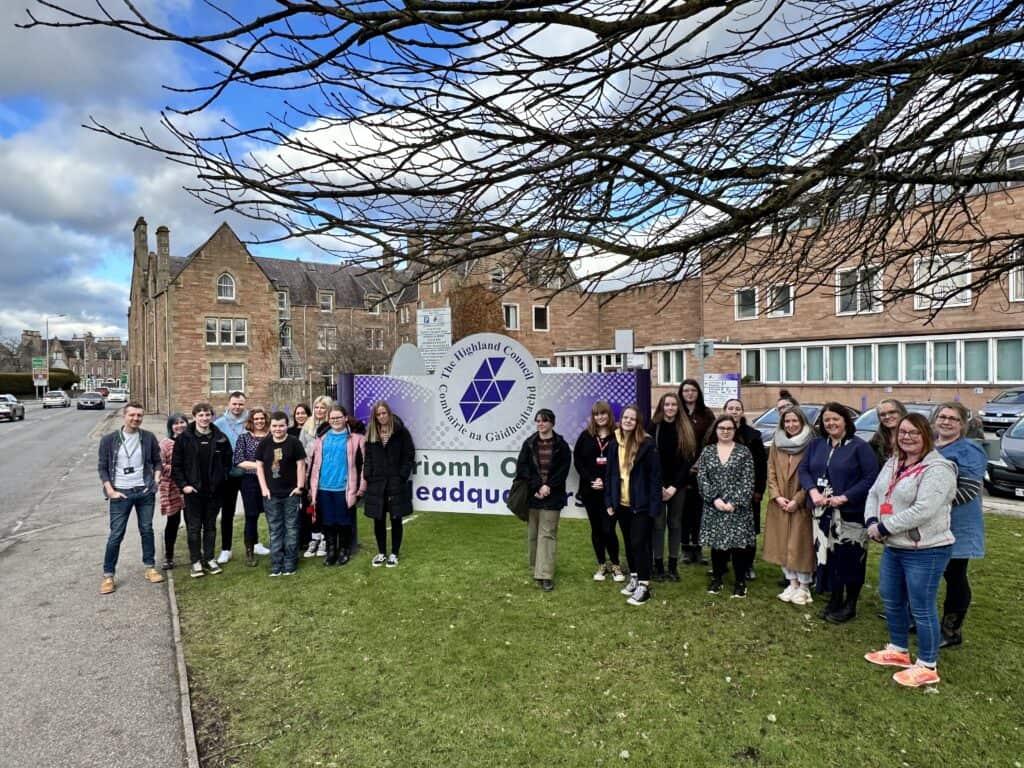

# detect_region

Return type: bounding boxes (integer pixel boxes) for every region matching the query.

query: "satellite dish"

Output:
[390,343,427,375]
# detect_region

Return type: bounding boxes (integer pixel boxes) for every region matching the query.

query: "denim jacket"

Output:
[97,429,162,498]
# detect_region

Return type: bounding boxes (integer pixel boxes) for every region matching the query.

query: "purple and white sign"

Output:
[353,333,650,516]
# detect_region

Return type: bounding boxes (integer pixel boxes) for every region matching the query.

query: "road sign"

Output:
[32,356,48,388]
[416,308,452,372]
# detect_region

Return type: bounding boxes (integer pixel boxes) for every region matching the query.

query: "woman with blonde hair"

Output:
[364,400,416,567]
[648,392,697,582]
[573,401,625,581]
[300,395,334,558]
[309,405,366,566]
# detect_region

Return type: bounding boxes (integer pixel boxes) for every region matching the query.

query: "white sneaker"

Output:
[316,538,327,557]
[620,574,639,596]
[791,586,814,605]
[303,537,320,558]
[190,562,205,579]
[386,554,399,568]
[777,584,797,602]
[593,564,607,581]
[371,554,387,567]
[253,542,270,556]
[216,549,232,564]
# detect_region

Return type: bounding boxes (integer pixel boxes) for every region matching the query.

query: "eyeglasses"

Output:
[717,425,735,432]
[897,429,922,438]
[328,416,347,422]
[935,414,962,423]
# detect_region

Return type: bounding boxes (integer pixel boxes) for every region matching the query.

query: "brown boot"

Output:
[244,540,257,567]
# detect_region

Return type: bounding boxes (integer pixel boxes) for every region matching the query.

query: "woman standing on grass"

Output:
[678,378,715,565]
[159,413,189,570]
[764,406,815,605]
[723,398,767,581]
[605,404,662,606]
[289,403,311,438]
[232,407,273,567]
[869,399,908,468]
[932,402,987,649]
[697,414,756,598]
[309,406,365,566]
[864,412,957,687]
[364,400,416,568]
[799,403,879,623]
[648,393,697,582]
[300,395,334,558]
[574,401,626,582]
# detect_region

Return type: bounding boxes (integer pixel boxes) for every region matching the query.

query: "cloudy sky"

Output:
[0,1,338,344]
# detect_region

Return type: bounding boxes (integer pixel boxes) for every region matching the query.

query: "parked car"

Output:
[107,388,128,403]
[977,389,1024,435]
[77,391,106,410]
[42,390,71,408]
[0,394,26,421]
[985,415,1024,497]
[854,401,984,442]
[751,403,861,443]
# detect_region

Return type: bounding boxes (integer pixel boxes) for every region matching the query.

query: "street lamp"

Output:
[44,313,66,394]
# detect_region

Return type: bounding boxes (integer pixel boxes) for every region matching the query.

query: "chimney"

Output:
[156,225,171,292]
[133,217,149,273]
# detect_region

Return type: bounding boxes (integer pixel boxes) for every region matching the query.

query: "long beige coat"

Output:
[763,444,814,573]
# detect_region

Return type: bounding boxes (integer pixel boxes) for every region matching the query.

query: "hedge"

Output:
[0,369,80,396]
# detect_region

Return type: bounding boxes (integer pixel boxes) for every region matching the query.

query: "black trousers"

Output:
[164,510,181,560]
[619,506,653,581]
[681,484,703,554]
[374,515,404,556]
[943,557,972,615]
[184,493,220,564]
[711,548,753,583]
[220,473,242,550]
[581,489,620,565]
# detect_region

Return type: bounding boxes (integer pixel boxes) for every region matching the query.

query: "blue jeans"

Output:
[879,545,952,665]
[264,495,300,573]
[103,487,156,575]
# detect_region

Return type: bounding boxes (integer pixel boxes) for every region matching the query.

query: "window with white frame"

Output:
[933,341,958,382]
[765,348,781,381]
[277,290,289,314]
[317,326,337,350]
[431,275,442,295]
[836,267,882,314]
[318,290,334,312]
[997,338,1024,382]
[914,254,971,310]
[734,287,757,320]
[490,266,505,287]
[784,348,801,380]
[659,350,685,385]
[744,350,761,381]
[365,294,381,315]
[1010,266,1024,303]
[904,342,928,381]
[216,273,236,300]
[828,346,848,381]
[280,324,292,349]
[532,305,549,332]
[877,343,899,382]
[852,345,873,381]
[399,306,410,324]
[365,327,384,350]
[503,304,520,330]
[964,339,989,382]
[805,347,824,382]
[766,285,794,317]
[205,317,248,346]
[210,363,244,393]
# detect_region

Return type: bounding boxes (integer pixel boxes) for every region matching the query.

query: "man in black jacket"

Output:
[514,408,571,592]
[172,402,233,578]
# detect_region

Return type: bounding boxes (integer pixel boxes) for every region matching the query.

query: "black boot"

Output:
[324,528,338,566]
[667,557,680,582]
[653,559,666,582]
[940,612,965,648]
[820,588,844,621]
[244,539,257,568]
[826,583,861,624]
[680,547,695,565]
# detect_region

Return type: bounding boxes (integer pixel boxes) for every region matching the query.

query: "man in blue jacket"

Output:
[97,402,164,595]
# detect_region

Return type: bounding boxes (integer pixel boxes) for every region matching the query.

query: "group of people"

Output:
[514,382,985,687]
[98,392,415,589]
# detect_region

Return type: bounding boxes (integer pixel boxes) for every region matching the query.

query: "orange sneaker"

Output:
[893,664,940,687]
[100,576,116,595]
[144,567,165,584]
[864,647,912,668]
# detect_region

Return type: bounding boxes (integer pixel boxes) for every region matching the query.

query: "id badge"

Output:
[596,456,608,466]
[123,466,136,475]
[816,477,827,487]
[880,503,893,516]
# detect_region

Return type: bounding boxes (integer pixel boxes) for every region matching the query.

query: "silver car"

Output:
[0,394,26,421]
[978,389,1024,435]
[42,390,71,408]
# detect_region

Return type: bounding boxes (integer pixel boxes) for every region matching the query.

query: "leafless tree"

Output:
[323,334,391,376]
[22,1,1024,315]
[0,336,28,372]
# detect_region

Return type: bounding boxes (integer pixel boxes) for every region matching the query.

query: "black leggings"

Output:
[619,507,653,581]
[943,557,972,615]
[164,510,182,560]
[681,485,703,553]
[582,489,620,565]
[220,474,242,550]
[711,548,753,582]
[374,516,403,556]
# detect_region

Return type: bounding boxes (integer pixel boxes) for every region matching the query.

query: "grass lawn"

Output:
[176,512,1024,768]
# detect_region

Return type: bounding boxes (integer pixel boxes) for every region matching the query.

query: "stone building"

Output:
[9,330,126,383]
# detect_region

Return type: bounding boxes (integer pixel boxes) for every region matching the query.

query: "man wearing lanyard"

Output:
[97,402,164,595]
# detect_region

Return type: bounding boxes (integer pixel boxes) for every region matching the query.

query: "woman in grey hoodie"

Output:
[862,413,957,688]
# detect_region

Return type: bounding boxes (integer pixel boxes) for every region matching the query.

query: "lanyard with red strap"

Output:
[879,462,927,515]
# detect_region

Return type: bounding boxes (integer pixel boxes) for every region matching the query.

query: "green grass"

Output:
[176,513,1024,768]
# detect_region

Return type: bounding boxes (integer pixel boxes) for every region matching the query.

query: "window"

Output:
[744,350,761,381]
[828,346,848,382]
[997,338,1023,382]
[205,317,248,346]
[317,326,337,351]
[914,254,971,310]
[806,347,824,382]
[964,340,989,382]
[431,275,442,295]
[490,266,505,287]
[210,363,244,393]
[399,306,410,324]
[852,345,873,382]
[216,273,235,300]
[735,287,757,320]
[318,291,334,312]
[532,305,549,332]
[877,343,899,382]
[1008,154,1024,172]
[767,285,794,317]
[765,348,781,382]
[933,341,957,382]
[904,342,928,382]
[365,327,384,350]
[1011,266,1024,303]
[277,290,289,314]
[784,349,801,381]
[836,267,882,314]
[280,325,292,349]
[365,294,381,315]
[659,350,685,385]
[503,304,520,331]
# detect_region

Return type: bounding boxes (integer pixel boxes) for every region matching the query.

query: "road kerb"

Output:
[167,570,201,768]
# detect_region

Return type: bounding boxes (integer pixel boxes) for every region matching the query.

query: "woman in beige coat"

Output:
[764,406,816,605]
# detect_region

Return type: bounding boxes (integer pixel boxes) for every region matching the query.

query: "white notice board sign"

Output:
[703,372,741,408]
[417,308,452,371]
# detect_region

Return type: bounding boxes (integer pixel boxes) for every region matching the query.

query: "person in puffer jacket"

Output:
[862,412,957,688]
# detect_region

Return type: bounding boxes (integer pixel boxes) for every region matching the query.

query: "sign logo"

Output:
[460,357,515,423]
[437,334,539,446]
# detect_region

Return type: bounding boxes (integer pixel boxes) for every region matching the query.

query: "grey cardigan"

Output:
[97,428,162,498]
[864,450,956,550]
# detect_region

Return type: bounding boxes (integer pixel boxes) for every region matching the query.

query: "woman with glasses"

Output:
[364,400,416,568]
[864,413,957,687]
[515,408,571,591]
[309,406,365,566]
[574,401,626,582]
[869,399,908,468]
[932,402,987,649]
[697,414,756,598]
[231,407,273,566]
[799,403,879,623]
[300,396,334,558]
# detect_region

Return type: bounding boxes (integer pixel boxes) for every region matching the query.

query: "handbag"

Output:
[506,477,530,521]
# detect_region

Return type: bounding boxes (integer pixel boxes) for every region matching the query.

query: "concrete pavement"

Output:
[0,409,190,768]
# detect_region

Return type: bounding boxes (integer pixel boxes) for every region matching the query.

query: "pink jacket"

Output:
[309,430,366,509]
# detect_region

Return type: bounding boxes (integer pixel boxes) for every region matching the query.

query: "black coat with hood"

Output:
[171,422,233,496]
[363,416,416,520]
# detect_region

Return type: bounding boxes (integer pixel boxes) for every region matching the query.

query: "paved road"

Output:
[0,405,188,768]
